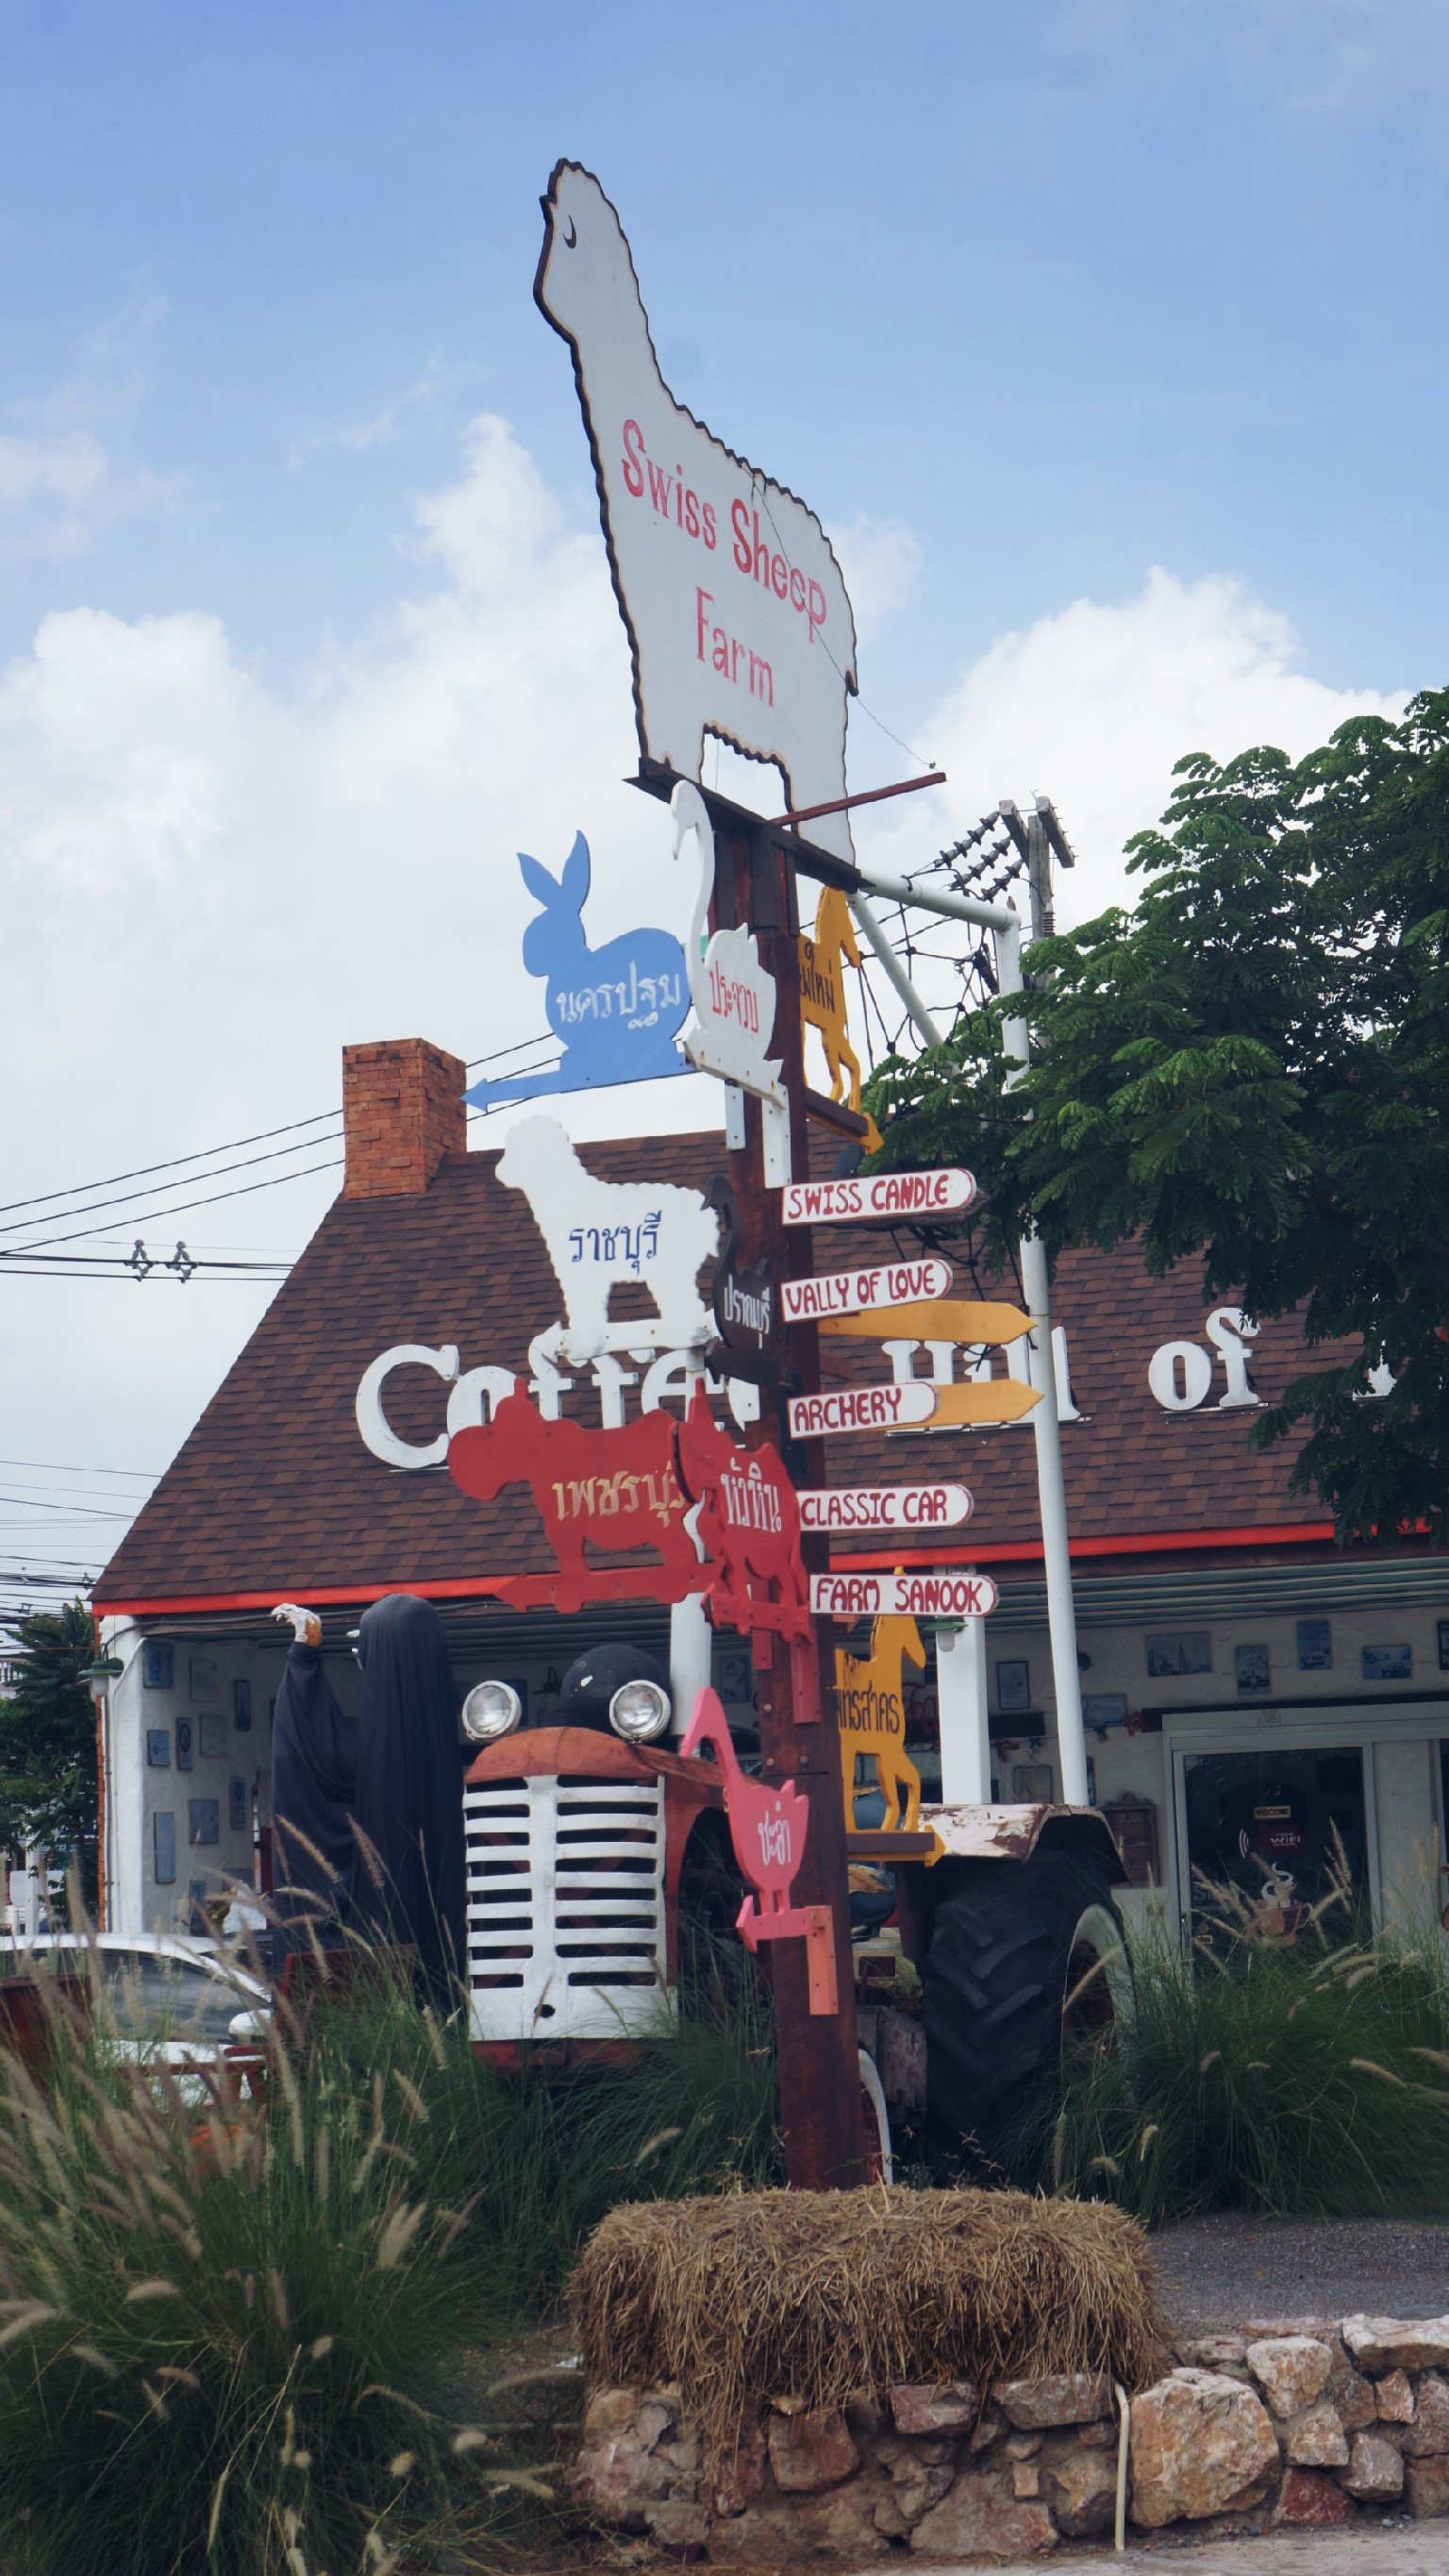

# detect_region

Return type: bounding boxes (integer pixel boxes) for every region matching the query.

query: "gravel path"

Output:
[904,2525,1449,2572]
[1150,2214,1449,2332]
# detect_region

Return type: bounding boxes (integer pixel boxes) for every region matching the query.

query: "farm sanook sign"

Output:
[811,1570,1000,1621]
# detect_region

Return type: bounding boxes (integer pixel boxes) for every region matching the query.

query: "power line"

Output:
[0,1458,160,1480]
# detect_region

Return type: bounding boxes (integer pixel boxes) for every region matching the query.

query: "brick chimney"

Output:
[342,1039,467,1198]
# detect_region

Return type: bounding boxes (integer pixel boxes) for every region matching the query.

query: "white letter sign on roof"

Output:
[781,1256,951,1324]
[786,1383,936,1439]
[535,161,859,871]
[810,1569,999,1620]
[779,1171,976,1227]
[797,1484,972,1532]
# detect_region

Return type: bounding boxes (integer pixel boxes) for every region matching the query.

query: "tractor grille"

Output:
[463,1770,675,2044]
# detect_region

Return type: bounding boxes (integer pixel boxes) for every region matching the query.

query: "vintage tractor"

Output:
[458,1637,1130,2177]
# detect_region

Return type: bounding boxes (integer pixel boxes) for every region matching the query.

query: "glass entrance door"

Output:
[1179,1744,1369,1939]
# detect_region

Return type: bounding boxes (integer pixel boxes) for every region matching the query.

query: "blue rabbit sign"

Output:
[463,831,691,1109]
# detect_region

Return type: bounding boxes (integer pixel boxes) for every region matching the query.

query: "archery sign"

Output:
[787,1383,936,1438]
[780,1170,975,1228]
[811,1568,1000,1620]
[798,1482,972,1532]
[781,1257,951,1324]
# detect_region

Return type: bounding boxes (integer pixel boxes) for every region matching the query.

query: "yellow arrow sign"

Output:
[927,1379,1042,1425]
[821,1298,1032,1345]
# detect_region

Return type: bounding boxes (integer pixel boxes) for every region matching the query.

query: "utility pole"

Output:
[847,854,1091,1810]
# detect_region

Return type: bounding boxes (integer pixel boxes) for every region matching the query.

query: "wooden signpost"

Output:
[822,1297,1031,1344]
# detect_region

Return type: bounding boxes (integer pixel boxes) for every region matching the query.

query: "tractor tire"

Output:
[923,1848,1129,2177]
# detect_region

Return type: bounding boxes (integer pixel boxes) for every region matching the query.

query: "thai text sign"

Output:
[798,1482,972,1532]
[811,1569,1000,1620]
[781,1257,951,1324]
[787,1384,936,1439]
[780,1170,976,1227]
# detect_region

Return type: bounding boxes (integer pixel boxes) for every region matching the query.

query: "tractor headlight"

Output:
[461,1680,524,1743]
[608,1679,672,1743]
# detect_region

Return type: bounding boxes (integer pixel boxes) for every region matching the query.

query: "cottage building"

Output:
[93,1038,1449,1951]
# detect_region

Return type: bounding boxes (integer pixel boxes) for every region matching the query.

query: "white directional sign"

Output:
[798,1483,972,1533]
[810,1568,999,1620]
[781,1256,951,1325]
[787,1383,936,1439]
[780,1170,976,1227]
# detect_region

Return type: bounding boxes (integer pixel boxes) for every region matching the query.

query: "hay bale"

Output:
[571,2187,1161,2444]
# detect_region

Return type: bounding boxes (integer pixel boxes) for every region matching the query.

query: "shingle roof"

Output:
[94,1131,1343,1612]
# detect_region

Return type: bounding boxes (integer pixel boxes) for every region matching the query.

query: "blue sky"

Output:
[0,0,1443,1574]
[3,2,1443,708]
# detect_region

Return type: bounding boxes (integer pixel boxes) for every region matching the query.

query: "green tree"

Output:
[867,689,1449,1546]
[0,1601,97,1908]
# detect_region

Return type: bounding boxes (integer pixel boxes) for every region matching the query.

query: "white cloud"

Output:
[0,296,180,558]
[825,515,922,646]
[856,565,1408,928]
[0,434,1407,1540]
[285,350,471,470]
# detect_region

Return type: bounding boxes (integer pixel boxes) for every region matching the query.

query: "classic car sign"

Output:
[811,1569,1000,1620]
[786,1383,936,1438]
[463,832,690,1110]
[780,1170,976,1227]
[822,1297,1031,1344]
[797,1482,972,1532]
[781,1257,952,1325]
[535,161,859,870]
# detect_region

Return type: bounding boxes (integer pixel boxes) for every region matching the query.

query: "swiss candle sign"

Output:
[787,1384,936,1438]
[811,1569,1000,1620]
[780,1170,976,1228]
[798,1483,972,1533]
[781,1257,951,1324]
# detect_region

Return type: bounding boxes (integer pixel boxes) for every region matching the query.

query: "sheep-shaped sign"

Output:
[535,160,860,871]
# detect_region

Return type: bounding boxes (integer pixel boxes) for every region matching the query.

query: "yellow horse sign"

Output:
[835,1613,925,1833]
[798,887,883,1153]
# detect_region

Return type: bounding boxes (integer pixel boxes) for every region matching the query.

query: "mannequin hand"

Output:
[273,1602,322,1648]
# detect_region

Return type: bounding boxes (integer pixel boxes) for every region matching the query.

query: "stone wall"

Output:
[568,2313,1449,2559]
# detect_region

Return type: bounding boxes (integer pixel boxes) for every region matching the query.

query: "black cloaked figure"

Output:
[268,1604,359,1949]
[351,1592,467,2001]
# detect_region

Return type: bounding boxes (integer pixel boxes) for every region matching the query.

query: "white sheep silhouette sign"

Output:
[535,160,860,871]
[495,1112,718,1364]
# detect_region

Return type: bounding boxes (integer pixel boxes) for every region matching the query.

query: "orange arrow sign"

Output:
[926,1379,1042,1425]
[822,1298,1031,1345]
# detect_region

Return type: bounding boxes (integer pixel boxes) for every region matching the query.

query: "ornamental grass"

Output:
[1031,1852,1449,2222]
[0,1907,777,2575]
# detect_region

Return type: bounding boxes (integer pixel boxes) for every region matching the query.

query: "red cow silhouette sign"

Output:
[447,1380,704,1613]
[675,1384,810,1650]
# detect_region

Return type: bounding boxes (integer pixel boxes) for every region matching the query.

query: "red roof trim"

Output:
[831,1518,1337,1571]
[93,1516,1340,1617]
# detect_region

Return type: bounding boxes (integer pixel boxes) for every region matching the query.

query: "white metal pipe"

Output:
[848,889,944,1047]
[936,1619,991,1804]
[995,917,1091,1809]
[852,864,1017,936]
[668,1593,713,1740]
